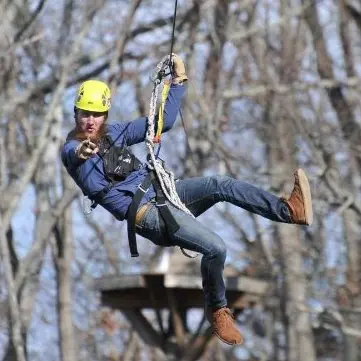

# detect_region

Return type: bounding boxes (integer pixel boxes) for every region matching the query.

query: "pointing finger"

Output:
[88,141,97,150]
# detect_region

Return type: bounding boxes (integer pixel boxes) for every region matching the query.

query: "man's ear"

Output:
[74,107,83,127]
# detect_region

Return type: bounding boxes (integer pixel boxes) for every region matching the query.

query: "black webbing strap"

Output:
[150,172,180,234]
[127,174,153,257]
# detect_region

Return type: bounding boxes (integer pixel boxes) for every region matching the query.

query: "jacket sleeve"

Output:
[61,139,82,168]
[61,139,108,196]
[112,84,186,146]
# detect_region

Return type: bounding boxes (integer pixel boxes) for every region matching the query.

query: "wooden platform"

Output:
[94,272,269,310]
[93,249,271,359]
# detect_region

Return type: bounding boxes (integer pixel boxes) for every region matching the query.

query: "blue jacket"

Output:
[61,84,185,220]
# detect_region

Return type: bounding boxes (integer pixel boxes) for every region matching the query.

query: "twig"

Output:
[0,215,26,361]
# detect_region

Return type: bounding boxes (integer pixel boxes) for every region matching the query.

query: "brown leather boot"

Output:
[282,168,313,225]
[211,307,244,345]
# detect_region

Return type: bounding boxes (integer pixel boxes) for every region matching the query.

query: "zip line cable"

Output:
[169,0,178,60]
[170,0,194,163]
[155,0,178,159]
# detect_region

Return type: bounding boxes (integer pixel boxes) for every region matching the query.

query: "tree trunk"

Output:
[0,220,26,361]
[341,209,361,361]
[268,103,316,361]
[52,157,78,361]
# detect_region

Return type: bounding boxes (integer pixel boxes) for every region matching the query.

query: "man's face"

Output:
[76,109,106,139]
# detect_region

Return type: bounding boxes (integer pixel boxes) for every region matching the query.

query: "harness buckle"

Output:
[137,184,149,193]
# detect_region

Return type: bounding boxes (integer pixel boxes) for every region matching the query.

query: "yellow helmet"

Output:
[75,80,111,112]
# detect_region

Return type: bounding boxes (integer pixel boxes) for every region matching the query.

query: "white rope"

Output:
[146,80,192,216]
[146,65,198,258]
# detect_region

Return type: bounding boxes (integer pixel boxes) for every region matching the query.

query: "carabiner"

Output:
[150,55,173,84]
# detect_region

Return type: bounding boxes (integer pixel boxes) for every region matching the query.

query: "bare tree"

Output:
[2,1,361,360]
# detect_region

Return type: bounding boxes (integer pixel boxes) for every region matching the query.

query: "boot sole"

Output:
[213,330,244,346]
[296,169,313,225]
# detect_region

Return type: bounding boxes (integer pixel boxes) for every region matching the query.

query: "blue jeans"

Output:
[135,175,291,309]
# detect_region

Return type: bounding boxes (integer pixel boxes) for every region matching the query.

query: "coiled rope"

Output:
[145,59,198,259]
[145,74,192,216]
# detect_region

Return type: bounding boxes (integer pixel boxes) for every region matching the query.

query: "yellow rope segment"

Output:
[154,81,170,143]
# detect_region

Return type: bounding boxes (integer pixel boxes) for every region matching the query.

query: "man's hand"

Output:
[75,139,98,160]
[171,54,188,85]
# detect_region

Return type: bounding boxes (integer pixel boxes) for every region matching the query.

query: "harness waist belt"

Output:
[89,172,180,258]
[127,171,180,257]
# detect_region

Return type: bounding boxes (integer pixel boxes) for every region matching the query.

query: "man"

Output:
[62,54,313,345]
